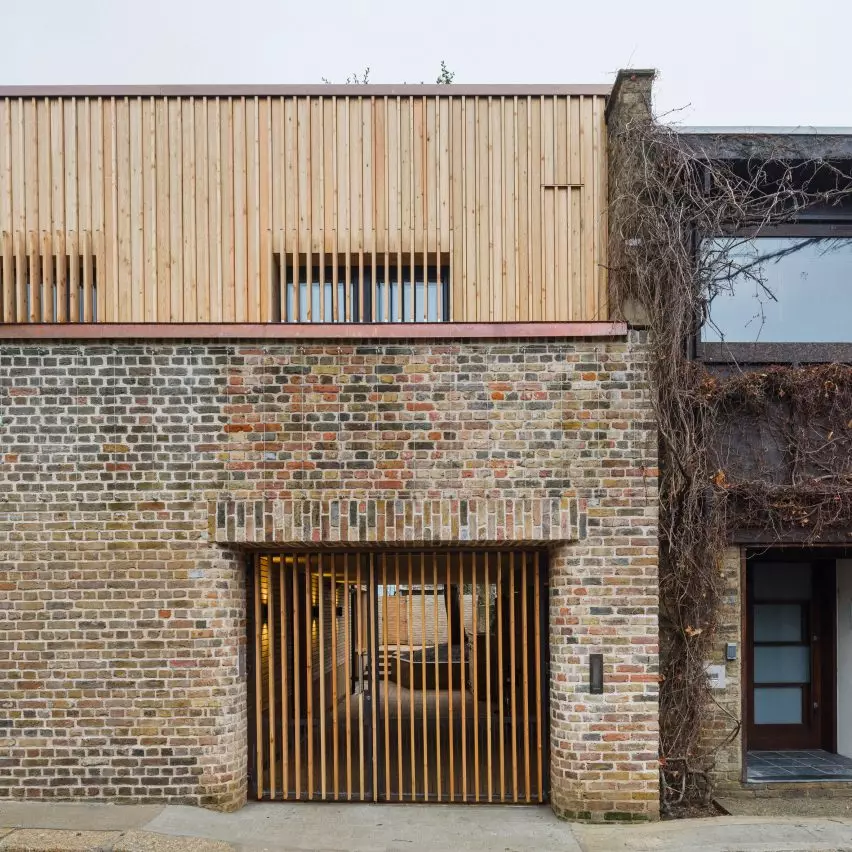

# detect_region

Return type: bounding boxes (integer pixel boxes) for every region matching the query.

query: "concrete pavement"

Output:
[3,801,852,852]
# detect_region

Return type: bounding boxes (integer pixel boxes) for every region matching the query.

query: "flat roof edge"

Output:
[0,83,612,98]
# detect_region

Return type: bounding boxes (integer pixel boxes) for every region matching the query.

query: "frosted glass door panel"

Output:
[754,687,803,725]
[754,645,810,684]
[753,604,804,642]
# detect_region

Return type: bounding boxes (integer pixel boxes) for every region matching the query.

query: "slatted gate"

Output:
[247,550,549,803]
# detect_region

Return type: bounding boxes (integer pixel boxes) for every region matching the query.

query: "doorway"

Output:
[246,549,549,803]
[746,553,836,752]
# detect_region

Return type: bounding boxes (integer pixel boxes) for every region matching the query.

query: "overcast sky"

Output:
[1,0,847,127]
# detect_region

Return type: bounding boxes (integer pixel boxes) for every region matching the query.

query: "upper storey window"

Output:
[701,228,852,353]
[277,256,450,323]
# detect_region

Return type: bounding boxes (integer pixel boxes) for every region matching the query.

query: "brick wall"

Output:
[546,333,659,822]
[0,332,657,818]
[702,546,744,790]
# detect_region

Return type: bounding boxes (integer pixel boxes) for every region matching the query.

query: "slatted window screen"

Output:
[0,231,98,323]
[275,254,450,323]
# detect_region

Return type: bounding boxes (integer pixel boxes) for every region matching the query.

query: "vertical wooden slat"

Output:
[407,554,415,799]
[318,551,327,799]
[41,232,52,322]
[459,559,467,800]
[253,554,263,799]
[331,97,339,322]
[1,100,10,240]
[220,99,234,324]
[280,554,290,800]
[420,551,428,801]
[1,232,11,322]
[471,553,480,801]
[15,230,26,323]
[355,556,366,802]
[522,551,531,801]
[343,552,352,800]
[595,96,608,319]
[292,554,302,799]
[382,553,390,800]
[512,97,520,322]
[534,551,543,802]
[395,554,403,800]
[154,98,170,323]
[193,98,210,322]
[55,231,66,322]
[267,556,276,800]
[370,552,379,799]
[259,98,271,323]
[432,97,439,322]
[128,98,144,322]
[433,552,442,801]
[68,231,78,322]
[525,97,533,322]
[331,553,339,800]
[357,556,366,801]
[233,97,247,322]
[497,551,505,800]
[50,98,65,238]
[305,552,314,798]
[509,551,518,802]
[445,553,454,801]
[27,231,39,322]
[484,551,493,802]
[82,231,93,323]
[247,96,260,322]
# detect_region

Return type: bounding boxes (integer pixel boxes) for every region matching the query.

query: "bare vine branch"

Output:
[608,95,852,811]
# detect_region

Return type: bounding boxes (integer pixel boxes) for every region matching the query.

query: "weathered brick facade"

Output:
[0,331,658,819]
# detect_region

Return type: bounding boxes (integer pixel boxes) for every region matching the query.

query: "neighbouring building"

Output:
[0,80,660,821]
[611,71,852,801]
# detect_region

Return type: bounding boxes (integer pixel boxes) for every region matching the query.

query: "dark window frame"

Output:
[696,221,852,364]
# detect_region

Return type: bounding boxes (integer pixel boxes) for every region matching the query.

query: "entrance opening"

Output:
[744,548,852,782]
[247,549,549,803]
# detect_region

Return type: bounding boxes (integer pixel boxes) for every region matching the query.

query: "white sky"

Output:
[1,0,847,127]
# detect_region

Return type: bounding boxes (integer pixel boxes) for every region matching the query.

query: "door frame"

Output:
[743,549,836,753]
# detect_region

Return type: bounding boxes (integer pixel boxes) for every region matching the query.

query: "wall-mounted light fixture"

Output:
[589,653,604,694]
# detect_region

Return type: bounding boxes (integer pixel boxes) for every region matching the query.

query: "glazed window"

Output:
[275,256,450,323]
[702,234,852,344]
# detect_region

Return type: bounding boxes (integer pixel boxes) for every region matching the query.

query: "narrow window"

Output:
[275,254,450,323]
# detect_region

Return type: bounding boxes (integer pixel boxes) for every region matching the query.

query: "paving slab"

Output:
[573,816,852,852]
[0,829,121,852]
[113,830,234,852]
[144,802,584,852]
[0,804,164,832]
[717,796,852,818]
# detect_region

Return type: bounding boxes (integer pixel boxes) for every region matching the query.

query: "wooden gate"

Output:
[247,550,548,803]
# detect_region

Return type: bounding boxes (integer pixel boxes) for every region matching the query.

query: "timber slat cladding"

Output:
[248,549,549,803]
[0,93,607,324]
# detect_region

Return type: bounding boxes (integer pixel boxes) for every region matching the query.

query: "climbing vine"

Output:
[607,92,852,812]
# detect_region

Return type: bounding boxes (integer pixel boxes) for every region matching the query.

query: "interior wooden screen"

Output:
[247,549,549,804]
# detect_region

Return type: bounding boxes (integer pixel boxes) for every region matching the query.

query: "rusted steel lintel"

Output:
[0,321,628,340]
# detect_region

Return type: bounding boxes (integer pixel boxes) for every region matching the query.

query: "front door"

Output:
[747,557,835,751]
